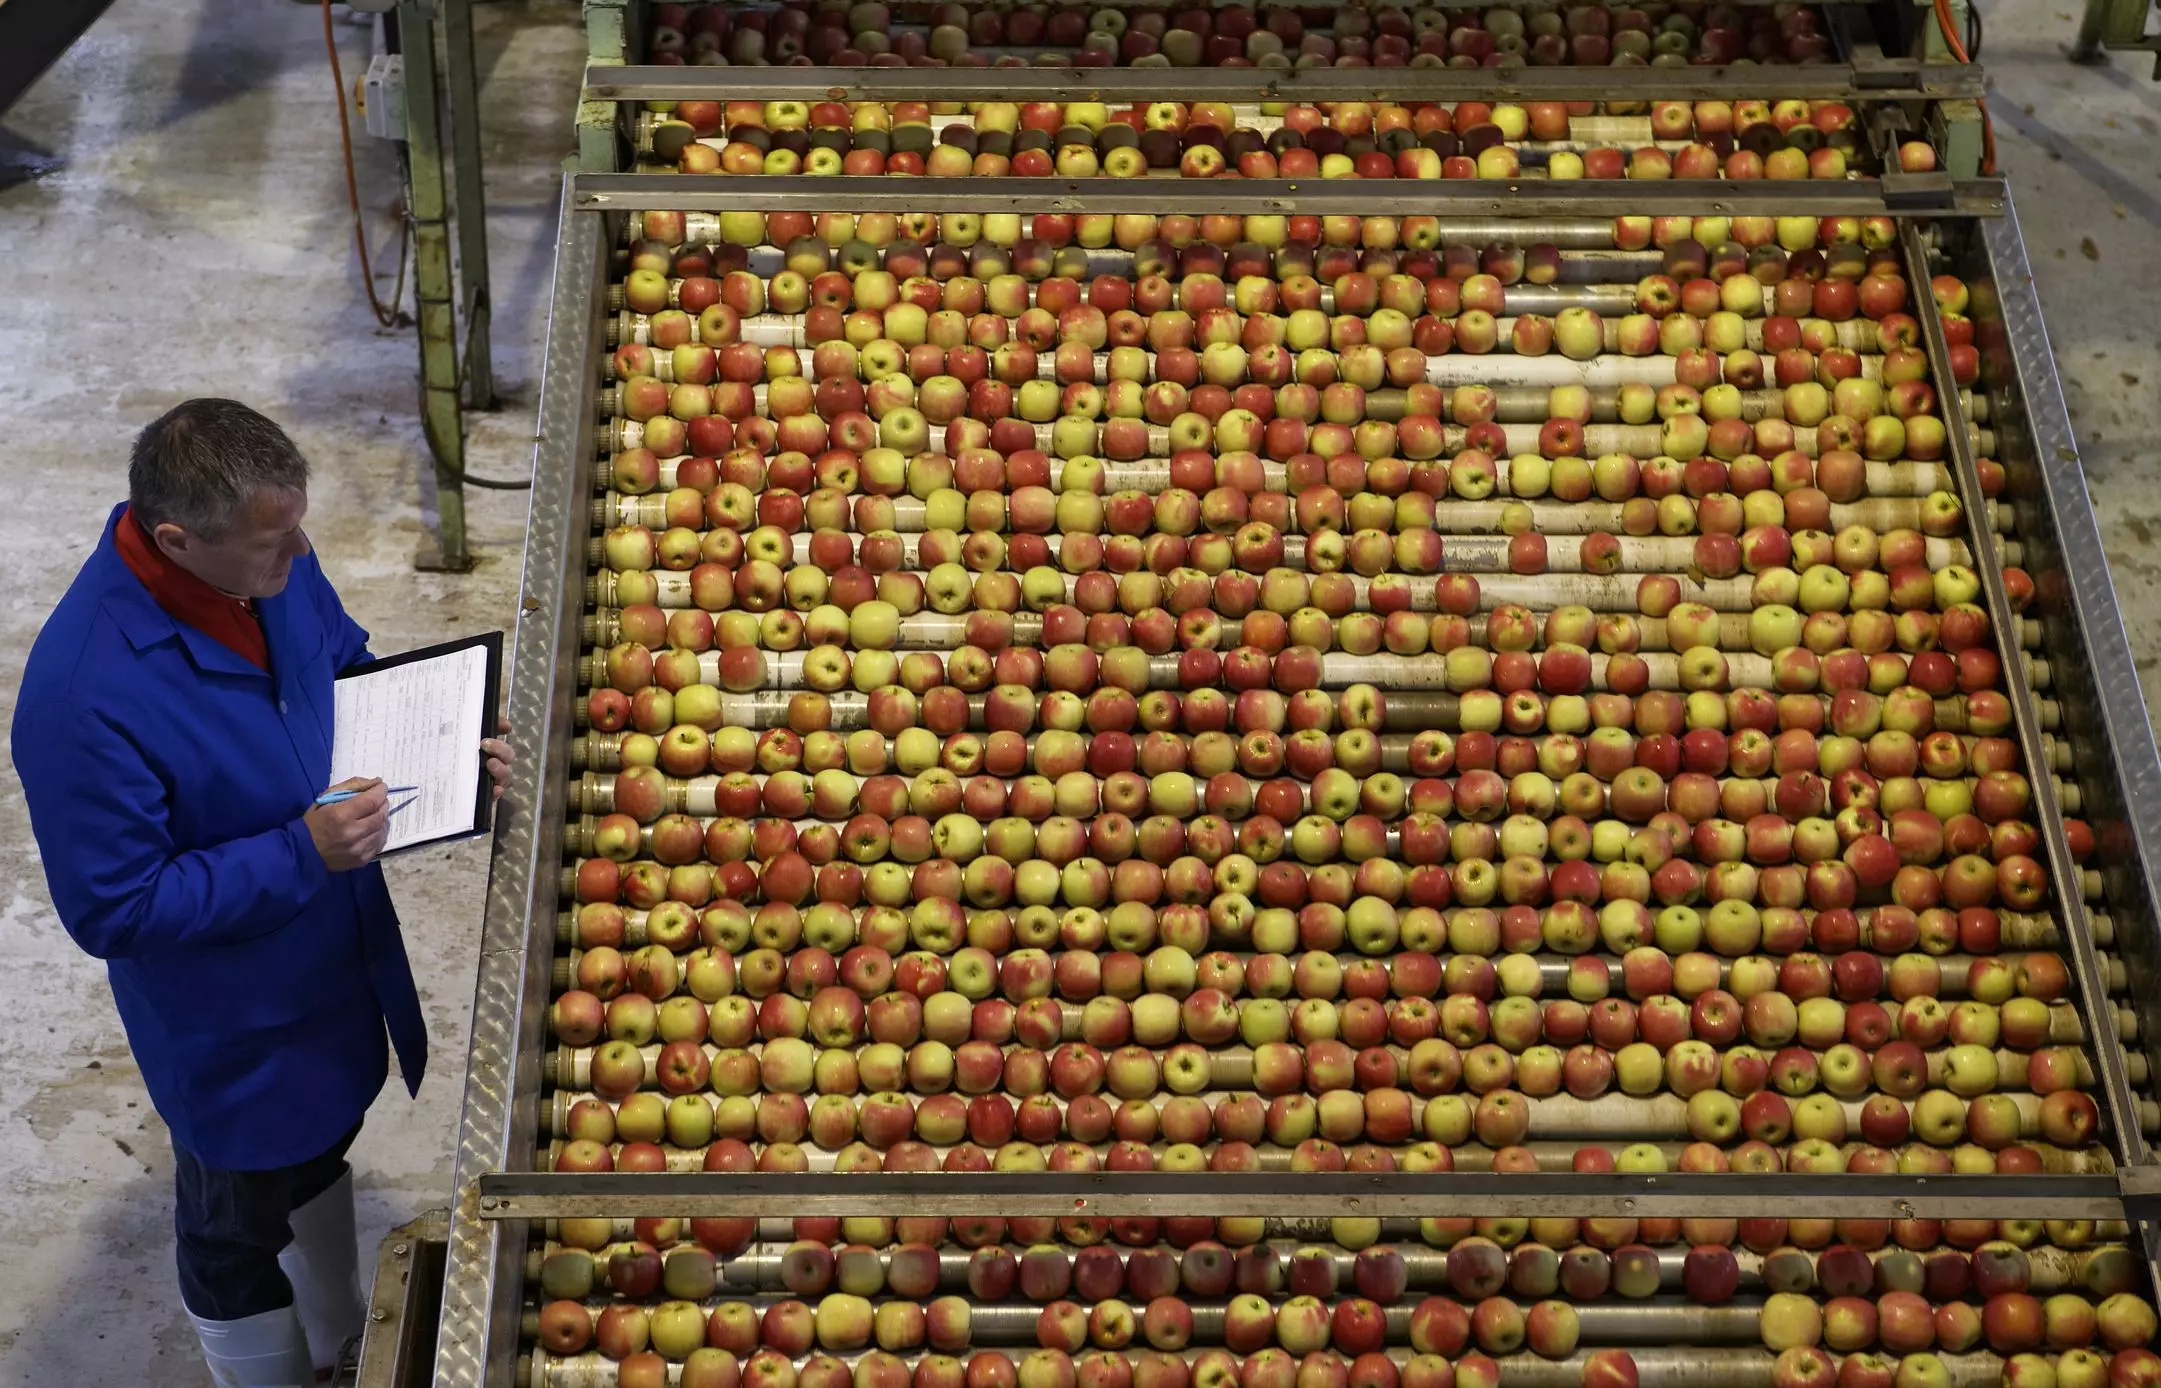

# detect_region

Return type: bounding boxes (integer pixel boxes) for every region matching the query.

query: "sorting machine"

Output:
[356,6,2161,1386]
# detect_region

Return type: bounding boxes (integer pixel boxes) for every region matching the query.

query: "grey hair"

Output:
[129,399,310,539]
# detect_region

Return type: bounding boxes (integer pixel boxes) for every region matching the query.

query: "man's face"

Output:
[154,487,311,599]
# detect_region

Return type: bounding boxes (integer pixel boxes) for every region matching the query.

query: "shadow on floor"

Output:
[6,1157,215,1388]
[0,127,65,191]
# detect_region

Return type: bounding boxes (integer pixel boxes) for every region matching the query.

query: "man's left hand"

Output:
[483,718,514,801]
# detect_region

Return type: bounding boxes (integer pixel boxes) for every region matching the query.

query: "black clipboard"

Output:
[333,630,504,853]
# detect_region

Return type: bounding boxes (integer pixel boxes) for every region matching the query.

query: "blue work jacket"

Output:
[12,504,426,1170]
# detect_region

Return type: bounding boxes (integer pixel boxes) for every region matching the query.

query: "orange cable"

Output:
[324,0,409,327]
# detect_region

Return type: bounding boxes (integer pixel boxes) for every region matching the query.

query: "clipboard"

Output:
[331,630,504,855]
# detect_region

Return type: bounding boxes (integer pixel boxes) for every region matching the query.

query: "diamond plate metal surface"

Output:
[1976,205,2161,1164]
[430,180,606,1388]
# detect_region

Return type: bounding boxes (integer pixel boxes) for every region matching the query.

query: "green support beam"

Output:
[398,0,472,571]
[580,0,634,171]
[441,0,496,411]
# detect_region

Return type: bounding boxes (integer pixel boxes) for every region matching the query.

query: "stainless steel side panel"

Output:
[430,182,608,1388]
[1968,204,2161,1156]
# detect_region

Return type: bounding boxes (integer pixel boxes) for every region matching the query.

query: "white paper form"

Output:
[330,644,490,853]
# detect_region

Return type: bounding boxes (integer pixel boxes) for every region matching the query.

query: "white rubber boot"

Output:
[189,1305,315,1388]
[278,1168,366,1374]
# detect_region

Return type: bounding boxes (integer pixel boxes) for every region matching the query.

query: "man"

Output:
[13,399,514,1387]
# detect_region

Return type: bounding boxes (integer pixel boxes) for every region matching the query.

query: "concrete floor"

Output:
[0,0,2157,1383]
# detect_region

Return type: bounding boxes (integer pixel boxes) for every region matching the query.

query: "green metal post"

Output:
[2076,0,2112,59]
[398,0,471,571]
[440,0,496,411]
[1937,99,1985,180]
[579,0,634,171]
[2073,0,2160,67]
[583,0,631,60]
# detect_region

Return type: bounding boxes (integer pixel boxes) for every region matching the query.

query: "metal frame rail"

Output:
[575,0,1983,175]
[585,60,1985,106]
[425,170,2161,1387]
[566,171,2003,218]
[475,1169,2138,1222]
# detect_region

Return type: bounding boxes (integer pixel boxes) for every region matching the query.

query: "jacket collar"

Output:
[94,502,281,682]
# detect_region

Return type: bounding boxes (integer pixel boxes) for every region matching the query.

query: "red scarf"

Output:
[113,505,270,671]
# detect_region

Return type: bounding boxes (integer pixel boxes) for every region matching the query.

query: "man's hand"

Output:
[306,778,390,871]
[483,717,514,801]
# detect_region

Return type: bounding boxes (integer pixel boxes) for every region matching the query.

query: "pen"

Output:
[315,784,418,806]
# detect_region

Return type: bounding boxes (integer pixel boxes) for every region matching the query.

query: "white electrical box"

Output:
[362,53,405,140]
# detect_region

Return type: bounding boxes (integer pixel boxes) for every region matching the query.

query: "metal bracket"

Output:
[361,54,404,141]
[354,1210,449,1388]
[2120,1166,2161,1208]
[1880,169,1960,212]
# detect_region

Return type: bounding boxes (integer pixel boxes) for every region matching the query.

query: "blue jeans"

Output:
[173,1122,362,1320]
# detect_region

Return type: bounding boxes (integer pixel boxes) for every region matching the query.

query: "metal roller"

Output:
[572,644,2058,705]
[550,931,2086,998]
[569,722,2078,779]
[569,763,2088,827]
[552,920,2085,993]
[610,322,1917,394]
[605,249,1681,312]
[528,1233,2143,1300]
[543,1034,2117,1105]
[526,1164,2126,1253]
[594,491,2000,540]
[618,243,1676,304]
[533,1129,2124,1188]
[543,1038,2092,1136]
[580,603,2046,659]
[556,885,2115,999]
[585,527,1991,579]
[554,915,2088,998]
[589,566,1770,615]
[651,211,1680,254]
[523,1346,2017,1388]
[534,1208,2123,1268]
[526,1294,1787,1345]
[562,679,2057,737]
[604,416,2001,466]
[598,382,1989,437]
[629,302,1897,360]
[631,454,1967,502]
[640,109,1676,153]
[548,946,2100,1042]
[615,274,1876,327]
[561,679,2063,746]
